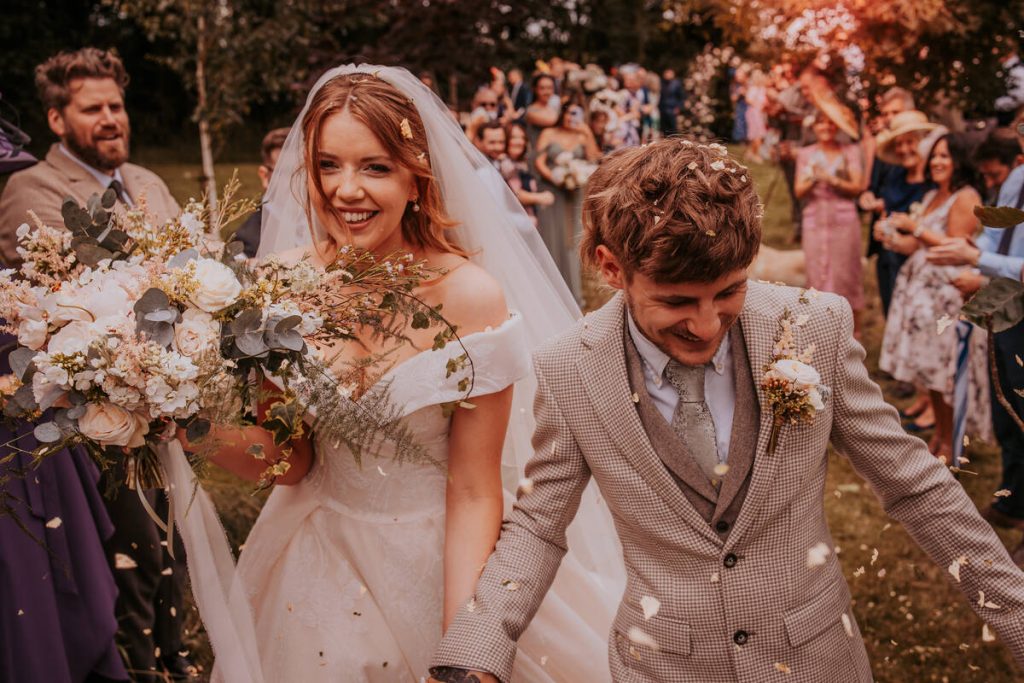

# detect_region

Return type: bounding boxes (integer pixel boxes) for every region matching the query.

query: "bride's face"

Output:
[314,109,418,254]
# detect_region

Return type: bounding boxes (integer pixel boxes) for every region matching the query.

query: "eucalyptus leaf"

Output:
[134,288,171,315]
[12,384,38,411]
[225,240,245,257]
[275,315,303,334]
[231,308,263,336]
[236,331,268,356]
[9,347,36,381]
[54,409,78,430]
[101,229,130,251]
[91,208,111,228]
[138,319,174,347]
[101,187,117,209]
[87,194,101,215]
[186,418,211,442]
[62,199,90,234]
[975,205,1024,228]
[145,309,179,323]
[962,277,1024,333]
[167,248,199,270]
[75,241,114,267]
[33,422,62,443]
[66,404,87,420]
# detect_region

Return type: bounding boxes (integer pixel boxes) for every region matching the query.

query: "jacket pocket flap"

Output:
[615,602,692,656]
[783,577,852,647]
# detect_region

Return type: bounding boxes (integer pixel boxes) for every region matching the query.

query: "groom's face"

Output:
[597,247,748,366]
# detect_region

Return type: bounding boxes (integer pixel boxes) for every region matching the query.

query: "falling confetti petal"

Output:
[687,161,698,170]
[1016,355,1023,367]
[982,624,996,642]
[994,489,1012,498]
[640,596,661,620]
[806,542,831,568]
[710,572,720,583]
[853,566,865,577]
[517,478,535,495]
[713,463,730,477]
[115,553,138,569]
[466,597,477,613]
[774,662,792,674]
[540,656,548,666]
[946,557,962,581]
[627,626,660,650]
[870,548,879,566]
[45,517,62,529]
[937,315,955,335]
[632,392,640,404]
[710,160,726,171]
[877,569,886,578]
[705,230,717,237]
[17,609,24,616]
[161,567,173,576]
[841,613,853,637]
[501,579,520,591]
[377,465,387,476]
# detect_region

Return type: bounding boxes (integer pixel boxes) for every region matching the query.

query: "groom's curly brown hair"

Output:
[580,137,763,283]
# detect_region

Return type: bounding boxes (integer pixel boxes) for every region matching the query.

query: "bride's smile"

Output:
[313,109,418,255]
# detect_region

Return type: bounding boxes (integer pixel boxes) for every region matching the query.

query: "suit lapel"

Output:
[578,294,719,544]
[725,284,788,551]
[713,323,759,517]
[45,144,108,200]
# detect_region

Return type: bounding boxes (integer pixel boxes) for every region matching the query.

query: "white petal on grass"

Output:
[841,613,854,637]
[115,553,138,569]
[640,596,661,620]
[45,517,62,529]
[806,542,831,568]
[870,548,879,566]
[627,626,660,651]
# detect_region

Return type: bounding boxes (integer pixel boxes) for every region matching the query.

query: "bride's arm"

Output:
[179,379,314,486]
[443,386,513,631]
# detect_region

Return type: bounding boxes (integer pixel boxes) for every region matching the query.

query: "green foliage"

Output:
[975,205,1024,229]
[962,277,1024,334]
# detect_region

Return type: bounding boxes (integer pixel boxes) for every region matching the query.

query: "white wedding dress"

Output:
[231,312,615,681]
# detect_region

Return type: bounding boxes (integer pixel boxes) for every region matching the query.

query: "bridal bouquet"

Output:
[0,180,464,493]
[549,150,597,191]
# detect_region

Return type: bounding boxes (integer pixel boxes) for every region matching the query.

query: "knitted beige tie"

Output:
[664,359,720,484]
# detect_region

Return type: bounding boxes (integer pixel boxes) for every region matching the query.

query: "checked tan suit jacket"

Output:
[434,282,1024,682]
[0,143,179,267]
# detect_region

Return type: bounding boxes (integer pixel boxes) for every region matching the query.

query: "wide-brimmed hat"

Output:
[876,110,946,165]
[808,86,860,140]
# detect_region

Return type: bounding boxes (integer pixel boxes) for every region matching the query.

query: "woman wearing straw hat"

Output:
[795,108,865,333]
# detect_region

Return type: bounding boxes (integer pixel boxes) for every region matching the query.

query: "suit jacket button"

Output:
[723,553,738,568]
[733,630,749,645]
[715,520,730,533]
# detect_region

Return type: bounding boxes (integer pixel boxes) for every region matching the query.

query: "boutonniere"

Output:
[761,310,829,454]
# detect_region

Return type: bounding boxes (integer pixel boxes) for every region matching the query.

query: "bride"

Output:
[198,66,625,682]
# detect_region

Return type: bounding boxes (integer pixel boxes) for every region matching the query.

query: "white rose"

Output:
[47,321,97,357]
[77,402,150,448]
[51,276,133,325]
[17,318,48,350]
[190,259,243,313]
[807,388,825,411]
[770,358,822,392]
[174,308,220,357]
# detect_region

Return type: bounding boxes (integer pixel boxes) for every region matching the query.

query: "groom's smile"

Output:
[595,245,748,367]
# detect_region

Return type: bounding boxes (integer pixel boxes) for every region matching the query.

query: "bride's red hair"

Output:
[300,73,463,261]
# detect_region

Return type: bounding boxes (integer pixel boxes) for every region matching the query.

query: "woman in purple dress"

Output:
[1,333,127,683]
[796,110,866,334]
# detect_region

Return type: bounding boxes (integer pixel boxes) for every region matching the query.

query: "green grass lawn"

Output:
[161,148,1018,681]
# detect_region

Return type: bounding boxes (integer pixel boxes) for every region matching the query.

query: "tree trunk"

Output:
[195,11,219,230]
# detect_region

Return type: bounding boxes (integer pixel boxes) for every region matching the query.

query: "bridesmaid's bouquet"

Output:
[549,150,597,191]
[0,179,464,494]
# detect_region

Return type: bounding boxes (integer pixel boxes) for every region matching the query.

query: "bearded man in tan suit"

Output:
[0,48,194,680]
[0,47,178,267]
[430,140,1024,682]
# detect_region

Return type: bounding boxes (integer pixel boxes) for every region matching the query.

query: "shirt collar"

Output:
[59,144,126,190]
[626,309,730,387]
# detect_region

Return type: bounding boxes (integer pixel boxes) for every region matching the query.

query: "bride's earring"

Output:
[411,198,420,212]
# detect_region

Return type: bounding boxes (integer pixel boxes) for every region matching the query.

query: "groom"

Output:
[430,138,1024,682]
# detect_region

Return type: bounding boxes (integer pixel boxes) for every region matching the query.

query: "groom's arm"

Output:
[431,356,593,683]
[827,300,1024,665]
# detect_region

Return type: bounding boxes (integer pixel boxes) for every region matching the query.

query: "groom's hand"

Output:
[428,666,499,683]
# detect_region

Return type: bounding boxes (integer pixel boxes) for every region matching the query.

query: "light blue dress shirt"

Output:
[977,164,1024,280]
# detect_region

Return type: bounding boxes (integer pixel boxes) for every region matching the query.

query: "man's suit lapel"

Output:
[578,293,719,544]
[724,284,788,551]
[45,144,107,201]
